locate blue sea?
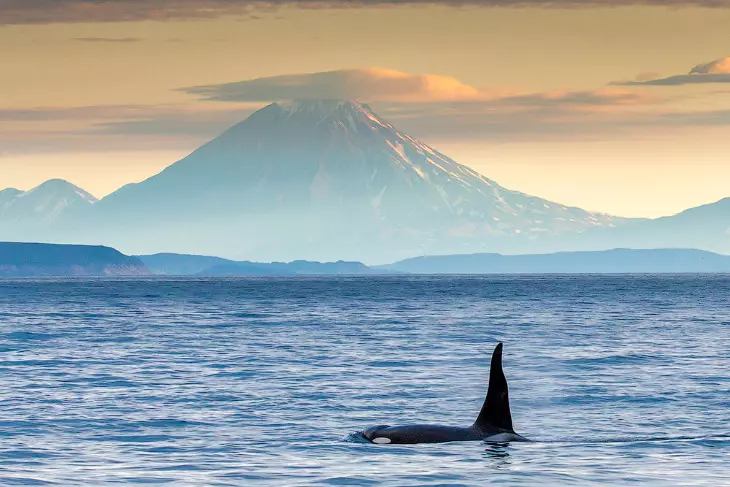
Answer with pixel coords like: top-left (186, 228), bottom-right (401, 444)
top-left (1, 276), bottom-right (729, 486)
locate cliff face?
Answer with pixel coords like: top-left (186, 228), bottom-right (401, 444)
top-left (0, 242), bottom-right (151, 277)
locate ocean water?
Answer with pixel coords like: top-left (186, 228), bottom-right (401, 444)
top-left (0, 275), bottom-right (729, 486)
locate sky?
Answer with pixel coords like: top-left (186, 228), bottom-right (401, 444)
top-left (2, 1), bottom-right (730, 218)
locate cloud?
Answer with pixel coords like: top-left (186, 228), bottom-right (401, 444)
top-left (690, 57), bottom-right (730, 74)
top-left (368, 91), bottom-right (662, 142)
top-left (488, 88), bottom-right (651, 109)
top-left (616, 57), bottom-right (730, 86)
top-left (4, 62), bottom-right (727, 155)
top-left (93, 90), bottom-right (652, 144)
top-left (82, 99), bottom-right (730, 145)
top-left (184, 68), bottom-right (485, 103)
top-left (0, 66), bottom-right (664, 154)
top-left (181, 67), bottom-right (660, 140)
top-left (3, 0), bottom-right (730, 25)
top-left (0, 105), bottom-right (165, 122)
top-left (89, 109), bottom-right (257, 137)
top-left (0, 103), bottom-right (263, 154)
top-left (2, 98), bottom-right (729, 155)
top-left (383, 104), bottom-right (730, 142)
top-left (10, 108), bottom-right (247, 152)
top-left (73, 37), bottom-right (142, 43)
top-left (646, 108), bottom-right (730, 126)
top-left (634, 71), bottom-right (661, 82)
top-left (183, 67), bottom-right (653, 108)
top-left (0, 95), bottom-right (661, 156)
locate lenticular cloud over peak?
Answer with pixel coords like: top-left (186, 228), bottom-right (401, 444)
top-left (183, 67), bottom-right (485, 103)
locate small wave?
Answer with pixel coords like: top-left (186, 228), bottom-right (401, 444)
top-left (138, 419), bottom-right (213, 428)
top-left (344, 431), bottom-right (370, 443)
top-left (0, 478), bottom-right (59, 486)
top-left (533, 433), bottom-right (730, 445)
top-left (92, 434), bottom-right (180, 443)
top-left (230, 312), bottom-right (269, 318)
top-left (5, 332), bottom-right (58, 341)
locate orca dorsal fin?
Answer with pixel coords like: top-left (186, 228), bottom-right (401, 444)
top-left (473, 343), bottom-right (514, 433)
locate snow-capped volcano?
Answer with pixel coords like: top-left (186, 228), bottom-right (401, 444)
top-left (1, 100), bottom-right (632, 262)
top-left (0, 179), bottom-right (97, 225)
top-left (93, 99), bottom-right (624, 258)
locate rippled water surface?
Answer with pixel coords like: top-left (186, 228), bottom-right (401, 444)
top-left (1, 276), bottom-right (729, 486)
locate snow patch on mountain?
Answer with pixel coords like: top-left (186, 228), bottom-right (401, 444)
top-left (0, 179), bottom-right (97, 226)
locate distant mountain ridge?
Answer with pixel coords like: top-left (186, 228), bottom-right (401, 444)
top-left (0, 99), bottom-right (633, 263)
top-left (381, 248), bottom-right (730, 274)
top-left (138, 253), bottom-right (236, 275)
top-left (560, 197), bottom-right (730, 256)
top-left (4, 244), bottom-right (729, 276)
top-left (0, 179), bottom-right (96, 226)
top-left (138, 253), bottom-right (384, 276)
top-left (198, 260), bottom-right (376, 276)
top-left (139, 248), bottom-right (730, 276)
top-left (0, 242), bottom-right (149, 276)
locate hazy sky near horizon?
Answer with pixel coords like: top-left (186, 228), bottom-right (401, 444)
top-left (2, 1), bottom-right (730, 218)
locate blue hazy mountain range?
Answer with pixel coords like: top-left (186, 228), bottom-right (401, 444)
top-left (0, 242), bottom-right (148, 276)
top-left (0, 179), bottom-right (97, 229)
top-left (1, 99), bottom-right (729, 263)
top-left (4, 244), bottom-right (730, 276)
top-left (138, 253), bottom-right (377, 276)
top-left (378, 248), bottom-right (730, 274)
top-left (140, 248), bottom-right (730, 275)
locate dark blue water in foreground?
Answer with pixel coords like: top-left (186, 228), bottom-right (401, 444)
top-left (1, 276), bottom-right (729, 486)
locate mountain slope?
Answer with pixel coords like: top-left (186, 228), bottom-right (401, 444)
top-left (77, 99), bottom-right (631, 263)
top-left (98, 100), bottom-right (621, 231)
top-left (546, 197), bottom-right (730, 255)
top-left (0, 179), bottom-right (97, 226)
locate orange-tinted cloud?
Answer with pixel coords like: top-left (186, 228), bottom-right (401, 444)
top-left (3, 0), bottom-right (730, 25)
top-left (183, 67), bottom-right (652, 107)
top-left (184, 68), bottom-right (486, 103)
top-left (617, 57), bottom-right (730, 85)
top-left (2, 97), bottom-right (727, 154)
top-left (690, 57), bottom-right (730, 74)
top-left (0, 104), bottom-right (257, 153)
top-left (1, 67), bottom-right (664, 153)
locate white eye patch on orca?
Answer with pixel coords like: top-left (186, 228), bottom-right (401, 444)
top-left (372, 437), bottom-right (392, 444)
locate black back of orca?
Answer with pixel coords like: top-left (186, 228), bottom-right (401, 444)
top-left (361, 343), bottom-right (524, 444)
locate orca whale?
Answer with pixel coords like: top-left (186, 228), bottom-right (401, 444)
top-left (361, 343), bottom-right (527, 444)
